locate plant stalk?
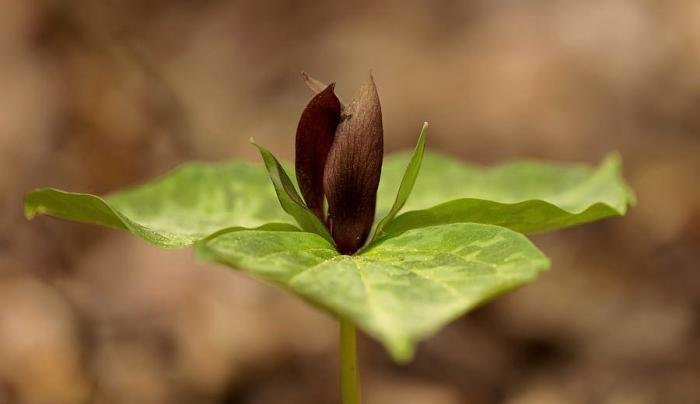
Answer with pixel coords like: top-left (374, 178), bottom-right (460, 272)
top-left (340, 316), bottom-right (360, 404)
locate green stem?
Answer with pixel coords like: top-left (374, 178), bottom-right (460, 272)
top-left (340, 316), bottom-right (361, 404)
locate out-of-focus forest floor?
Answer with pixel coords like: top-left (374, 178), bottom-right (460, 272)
top-left (1, 1), bottom-right (699, 403)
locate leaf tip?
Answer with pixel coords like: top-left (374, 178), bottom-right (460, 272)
top-left (386, 338), bottom-right (416, 365)
top-left (23, 201), bottom-right (37, 220)
top-left (23, 190), bottom-right (43, 220)
top-left (418, 122), bottom-right (429, 142)
top-left (601, 151), bottom-right (637, 209)
top-left (601, 151), bottom-right (623, 170)
top-left (541, 255), bottom-right (553, 272)
top-left (249, 138), bottom-right (266, 155)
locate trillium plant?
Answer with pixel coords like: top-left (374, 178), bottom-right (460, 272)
top-left (25, 73), bottom-right (635, 404)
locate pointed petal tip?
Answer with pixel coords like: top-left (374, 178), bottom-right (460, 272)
top-left (365, 71), bottom-right (379, 90)
top-left (301, 71), bottom-right (330, 94)
top-left (318, 82), bottom-right (336, 94)
top-left (359, 73), bottom-right (380, 102)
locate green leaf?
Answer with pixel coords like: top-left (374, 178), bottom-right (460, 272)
top-left (376, 152), bottom-right (635, 235)
top-left (252, 141), bottom-right (334, 243)
top-left (197, 222), bottom-right (549, 362)
top-left (371, 122), bottom-right (427, 242)
top-left (24, 161), bottom-right (296, 248)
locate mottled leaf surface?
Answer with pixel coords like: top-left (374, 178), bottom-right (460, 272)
top-left (197, 223), bottom-right (549, 362)
top-left (24, 161), bottom-right (295, 248)
top-left (376, 152), bottom-right (635, 234)
top-left (24, 150), bottom-right (634, 249)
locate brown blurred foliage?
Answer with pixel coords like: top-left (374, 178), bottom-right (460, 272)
top-left (1, 1), bottom-right (699, 403)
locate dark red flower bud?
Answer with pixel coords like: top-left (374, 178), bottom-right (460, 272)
top-left (323, 76), bottom-right (383, 255)
top-left (295, 84), bottom-right (342, 220)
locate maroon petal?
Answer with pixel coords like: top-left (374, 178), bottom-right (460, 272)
top-left (295, 84), bottom-right (342, 220)
top-left (323, 75), bottom-right (383, 255)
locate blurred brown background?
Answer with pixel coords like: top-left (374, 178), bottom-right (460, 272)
top-left (1, 1), bottom-right (699, 403)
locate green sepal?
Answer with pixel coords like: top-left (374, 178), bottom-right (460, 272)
top-left (371, 122), bottom-right (428, 242)
top-left (251, 141), bottom-right (334, 244)
top-left (377, 152), bottom-right (635, 235)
